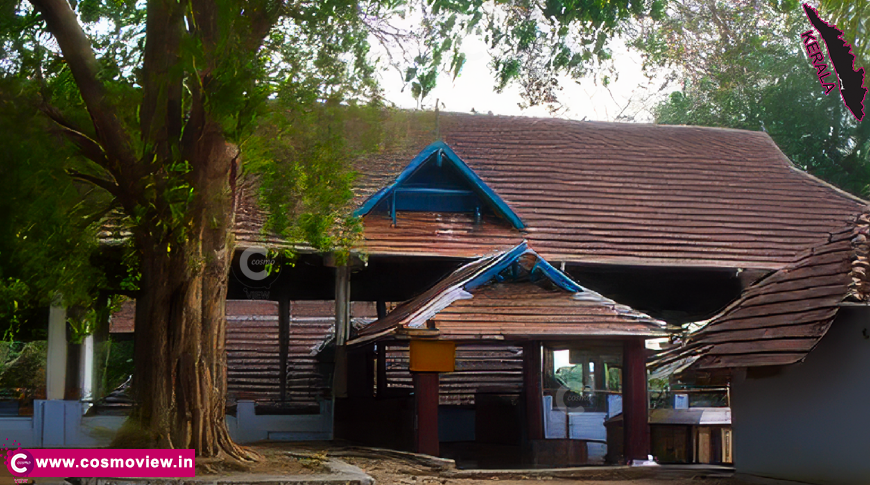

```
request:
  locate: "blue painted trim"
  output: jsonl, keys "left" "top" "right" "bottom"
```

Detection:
{"left": 353, "top": 141, "right": 525, "bottom": 229}
{"left": 528, "top": 260, "right": 542, "bottom": 283}
{"left": 394, "top": 188, "right": 476, "bottom": 195}
{"left": 464, "top": 242, "right": 529, "bottom": 290}
{"left": 530, "top": 256, "right": 582, "bottom": 293}
{"left": 463, "top": 242, "right": 582, "bottom": 293}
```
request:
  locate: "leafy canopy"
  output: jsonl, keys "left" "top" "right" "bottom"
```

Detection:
{"left": 630, "top": 0, "right": 870, "bottom": 196}
{"left": 0, "top": 77, "right": 118, "bottom": 341}
{"left": 0, "top": 0, "right": 665, "bottom": 335}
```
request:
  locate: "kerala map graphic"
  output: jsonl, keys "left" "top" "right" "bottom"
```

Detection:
{"left": 803, "top": 3, "right": 867, "bottom": 121}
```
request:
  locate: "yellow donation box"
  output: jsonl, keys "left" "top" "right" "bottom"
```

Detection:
{"left": 409, "top": 340, "right": 456, "bottom": 372}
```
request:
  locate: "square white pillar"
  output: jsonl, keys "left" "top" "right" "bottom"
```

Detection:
{"left": 81, "top": 334, "right": 94, "bottom": 404}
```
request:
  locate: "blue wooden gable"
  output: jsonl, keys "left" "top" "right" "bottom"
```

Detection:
{"left": 463, "top": 242, "right": 582, "bottom": 293}
{"left": 354, "top": 142, "right": 525, "bottom": 229}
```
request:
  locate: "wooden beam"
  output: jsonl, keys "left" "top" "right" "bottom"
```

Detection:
{"left": 413, "top": 372, "right": 440, "bottom": 456}
{"left": 623, "top": 338, "right": 650, "bottom": 461}
{"left": 523, "top": 341, "right": 544, "bottom": 441}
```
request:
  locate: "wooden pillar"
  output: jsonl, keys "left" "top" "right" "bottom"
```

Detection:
{"left": 623, "top": 338, "right": 650, "bottom": 461}
{"left": 413, "top": 372, "right": 440, "bottom": 456}
{"left": 333, "top": 266, "right": 351, "bottom": 398}
{"left": 278, "top": 297, "right": 290, "bottom": 403}
{"left": 593, "top": 358, "right": 606, "bottom": 391}
{"left": 541, "top": 347, "right": 555, "bottom": 389}
{"left": 46, "top": 301, "right": 67, "bottom": 400}
{"left": 334, "top": 266, "right": 351, "bottom": 345}
{"left": 523, "top": 341, "right": 544, "bottom": 441}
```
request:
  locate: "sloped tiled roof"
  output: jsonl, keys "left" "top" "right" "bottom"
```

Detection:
{"left": 350, "top": 113, "right": 866, "bottom": 269}
{"left": 651, "top": 210, "right": 870, "bottom": 373}
{"left": 429, "top": 281, "right": 667, "bottom": 340}
{"left": 114, "top": 299, "right": 377, "bottom": 408}
{"left": 349, "top": 242, "right": 666, "bottom": 344}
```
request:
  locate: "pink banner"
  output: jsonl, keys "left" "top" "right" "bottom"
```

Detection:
{"left": 4, "top": 448, "right": 195, "bottom": 478}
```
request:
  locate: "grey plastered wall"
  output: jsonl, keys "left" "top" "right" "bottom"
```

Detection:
{"left": 731, "top": 306, "right": 870, "bottom": 485}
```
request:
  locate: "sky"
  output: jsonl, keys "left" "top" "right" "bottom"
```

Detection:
{"left": 371, "top": 34, "right": 675, "bottom": 123}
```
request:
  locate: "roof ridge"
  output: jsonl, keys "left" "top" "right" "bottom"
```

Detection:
{"left": 435, "top": 111, "right": 795, "bottom": 136}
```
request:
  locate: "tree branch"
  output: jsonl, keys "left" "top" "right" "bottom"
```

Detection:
{"left": 39, "top": 102, "right": 112, "bottom": 168}
{"left": 28, "top": 0, "right": 138, "bottom": 174}
{"left": 140, "top": 0, "right": 185, "bottom": 157}
{"left": 242, "top": 0, "right": 284, "bottom": 52}
{"left": 67, "top": 169, "right": 123, "bottom": 198}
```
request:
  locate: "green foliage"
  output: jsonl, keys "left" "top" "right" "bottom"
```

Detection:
{"left": 0, "top": 279, "right": 29, "bottom": 340}
{"left": 0, "top": 0, "right": 143, "bottom": 339}
{"left": 607, "top": 366, "right": 621, "bottom": 391}
{"left": 555, "top": 363, "right": 585, "bottom": 391}
{"left": 0, "top": 0, "right": 664, "bottom": 263}
{"left": 819, "top": 0, "right": 869, "bottom": 68}
{"left": 649, "top": 376, "right": 668, "bottom": 391}
{"left": 633, "top": 0, "right": 870, "bottom": 196}
{"left": 371, "top": 0, "right": 664, "bottom": 108}
{"left": 244, "top": 101, "right": 385, "bottom": 257}
{"left": 0, "top": 0, "right": 670, "bottom": 349}
{"left": 101, "top": 338, "right": 134, "bottom": 395}
{"left": 556, "top": 363, "right": 623, "bottom": 391}
{"left": 0, "top": 77, "right": 116, "bottom": 340}
{"left": 0, "top": 341, "right": 46, "bottom": 394}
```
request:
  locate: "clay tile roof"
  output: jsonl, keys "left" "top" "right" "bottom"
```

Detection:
{"left": 233, "top": 177, "right": 299, "bottom": 250}
{"left": 652, "top": 209, "right": 870, "bottom": 373}
{"left": 108, "top": 299, "right": 136, "bottom": 333}
{"left": 352, "top": 113, "right": 867, "bottom": 269}
{"left": 349, "top": 242, "right": 666, "bottom": 344}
